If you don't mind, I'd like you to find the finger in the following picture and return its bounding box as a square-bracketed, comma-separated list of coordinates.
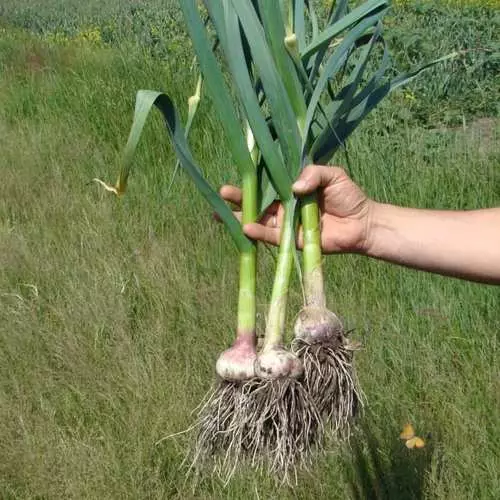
[261, 200, 281, 216]
[244, 222, 304, 249]
[243, 223, 281, 246]
[219, 185, 242, 206]
[213, 185, 242, 222]
[292, 165, 346, 195]
[259, 202, 283, 227]
[214, 198, 281, 225]
[296, 226, 304, 250]
[259, 212, 277, 228]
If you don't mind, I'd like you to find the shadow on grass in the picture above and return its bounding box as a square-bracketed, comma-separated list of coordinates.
[342, 416, 441, 500]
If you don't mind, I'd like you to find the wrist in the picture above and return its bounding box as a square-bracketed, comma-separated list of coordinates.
[358, 200, 386, 257]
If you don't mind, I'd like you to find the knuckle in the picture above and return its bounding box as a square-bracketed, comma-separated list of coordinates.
[330, 166, 347, 178]
[302, 164, 317, 177]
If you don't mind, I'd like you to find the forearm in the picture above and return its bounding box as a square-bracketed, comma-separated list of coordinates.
[365, 203, 500, 284]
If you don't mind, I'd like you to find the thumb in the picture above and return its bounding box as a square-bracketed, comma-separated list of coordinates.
[293, 165, 346, 195]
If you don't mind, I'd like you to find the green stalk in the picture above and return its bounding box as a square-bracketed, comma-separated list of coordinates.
[237, 171, 258, 336]
[215, 137, 259, 380]
[262, 199, 296, 349]
[301, 193, 326, 308]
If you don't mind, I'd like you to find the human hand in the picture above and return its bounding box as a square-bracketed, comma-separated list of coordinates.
[219, 165, 374, 254]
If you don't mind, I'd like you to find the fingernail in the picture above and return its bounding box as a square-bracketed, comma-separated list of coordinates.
[293, 179, 307, 191]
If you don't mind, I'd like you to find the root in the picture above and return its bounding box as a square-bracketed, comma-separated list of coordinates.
[190, 380, 247, 478]
[241, 377, 323, 480]
[292, 338, 362, 435]
[190, 376, 323, 483]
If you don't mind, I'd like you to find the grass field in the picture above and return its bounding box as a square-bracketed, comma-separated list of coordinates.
[0, 1, 499, 498]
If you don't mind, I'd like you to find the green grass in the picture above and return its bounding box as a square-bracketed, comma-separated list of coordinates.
[0, 3, 499, 499]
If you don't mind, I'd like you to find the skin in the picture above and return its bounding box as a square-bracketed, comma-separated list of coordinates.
[219, 165, 500, 285]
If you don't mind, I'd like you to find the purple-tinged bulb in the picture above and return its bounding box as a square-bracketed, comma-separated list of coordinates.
[294, 307, 344, 345]
[216, 332, 257, 381]
[255, 346, 303, 379]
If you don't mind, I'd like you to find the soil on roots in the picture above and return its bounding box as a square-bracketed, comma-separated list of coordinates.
[292, 338, 362, 434]
[191, 377, 323, 482]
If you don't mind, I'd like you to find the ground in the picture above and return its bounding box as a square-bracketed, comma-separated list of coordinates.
[0, 1, 498, 498]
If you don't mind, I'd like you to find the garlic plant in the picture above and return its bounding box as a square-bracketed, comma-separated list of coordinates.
[97, 0, 456, 479]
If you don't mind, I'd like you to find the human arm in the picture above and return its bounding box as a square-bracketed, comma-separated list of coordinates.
[220, 165, 500, 284]
[366, 203, 500, 284]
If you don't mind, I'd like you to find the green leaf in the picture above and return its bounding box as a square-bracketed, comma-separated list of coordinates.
[258, 158, 278, 216]
[306, 0, 319, 40]
[303, 13, 382, 154]
[328, 0, 349, 26]
[302, 0, 388, 59]
[119, 90, 252, 253]
[179, 0, 255, 179]
[305, 0, 382, 96]
[311, 39, 391, 162]
[257, 0, 307, 128]
[166, 74, 203, 197]
[324, 22, 383, 134]
[222, 0, 292, 201]
[312, 52, 460, 163]
[230, 0, 301, 179]
[294, 0, 306, 51]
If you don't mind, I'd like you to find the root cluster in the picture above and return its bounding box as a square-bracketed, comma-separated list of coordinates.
[192, 377, 322, 482]
[292, 338, 362, 433]
[193, 381, 246, 462]
[190, 341, 361, 482]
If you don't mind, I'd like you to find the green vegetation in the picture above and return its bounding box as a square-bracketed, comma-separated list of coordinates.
[0, 1, 498, 498]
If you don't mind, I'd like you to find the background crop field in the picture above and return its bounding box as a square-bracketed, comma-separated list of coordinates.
[0, 1, 499, 498]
